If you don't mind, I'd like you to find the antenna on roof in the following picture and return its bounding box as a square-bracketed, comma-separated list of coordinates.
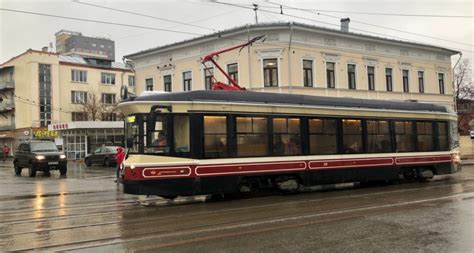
[253, 3, 259, 24]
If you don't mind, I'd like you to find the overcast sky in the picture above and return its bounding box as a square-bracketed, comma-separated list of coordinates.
[1, 0, 473, 71]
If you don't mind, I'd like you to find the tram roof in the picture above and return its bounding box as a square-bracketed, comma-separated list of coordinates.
[128, 90, 448, 113]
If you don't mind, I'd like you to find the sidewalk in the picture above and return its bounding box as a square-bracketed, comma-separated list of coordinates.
[463, 159, 474, 165]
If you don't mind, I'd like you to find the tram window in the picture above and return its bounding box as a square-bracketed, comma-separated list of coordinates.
[367, 120, 391, 153]
[438, 122, 449, 151]
[204, 116, 227, 158]
[174, 116, 190, 155]
[342, 119, 363, 154]
[125, 116, 139, 152]
[236, 117, 268, 157]
[146, 116, 169, 153]
[417, 122, 434, 151]
[309, 119, 337, 154]
[273, 118, 301, 155]
[395, 121, 416, 152]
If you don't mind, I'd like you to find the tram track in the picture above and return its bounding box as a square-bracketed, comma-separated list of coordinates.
[1, 179, 473, 238]
[7, 189, 474, 252]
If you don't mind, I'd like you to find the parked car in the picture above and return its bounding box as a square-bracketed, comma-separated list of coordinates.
[84, 146, 121, 167]
[13, 140, 67, 177]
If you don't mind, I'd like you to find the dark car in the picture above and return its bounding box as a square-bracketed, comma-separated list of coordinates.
[13, 141, 67, 177]
[84, 146, 121, 167]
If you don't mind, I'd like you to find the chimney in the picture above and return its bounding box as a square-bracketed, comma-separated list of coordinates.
[340, 18, 350, 32]
[42, 46, 48, 52]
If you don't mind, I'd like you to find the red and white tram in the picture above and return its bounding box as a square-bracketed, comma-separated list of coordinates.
[117, 90, 461, 199]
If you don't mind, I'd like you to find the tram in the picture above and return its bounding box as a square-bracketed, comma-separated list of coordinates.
[117, 90, 461, 199]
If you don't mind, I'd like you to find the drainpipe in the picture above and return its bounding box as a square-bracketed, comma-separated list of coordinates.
[452, 52, 462, 112]
[247, 24, 252, 90]
[288, 22, 294, 93]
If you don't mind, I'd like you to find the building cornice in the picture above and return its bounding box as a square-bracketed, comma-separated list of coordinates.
[124, 22, 460, 60]
[59, 61, 133, 73]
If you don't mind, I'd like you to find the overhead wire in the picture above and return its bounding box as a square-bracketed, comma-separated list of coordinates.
[212, 1, 474, 54]
[264, 1, 473, 48]
[0, 8, 206, 36]
[72, 0, 218, 32]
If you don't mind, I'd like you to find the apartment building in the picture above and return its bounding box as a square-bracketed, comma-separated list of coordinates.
[125, 22, 459, 109]
[0, 49, 135, 158]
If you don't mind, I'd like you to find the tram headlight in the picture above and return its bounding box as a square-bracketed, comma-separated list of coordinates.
[453, 153, 461, 163]
[35, 155, 45, 160]
[130, 165, 136, 170]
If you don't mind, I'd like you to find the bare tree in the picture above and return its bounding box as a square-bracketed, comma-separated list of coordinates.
[77, 91, 122, 121]
[454, 59, 473, 135]
[454, 59, 473, 102]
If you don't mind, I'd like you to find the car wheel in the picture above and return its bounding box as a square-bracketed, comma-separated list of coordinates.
[28, 164, 37, 177]
[104, 158, 112, 167]
[59, 166, 67, 175]
[84, 158, 92, 167]
[14, 162, 21, 176]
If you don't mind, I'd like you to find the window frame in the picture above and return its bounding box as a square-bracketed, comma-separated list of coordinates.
[101, 93, 116, 105]
[183, 71, 192, 91]
[101, 72, 116, 85]
[347, 64, 357, 90]
[438, 73, 445, 94]
[402, 69, 410, 93]
[145, 78, 153, 91]
[227, 63, 239, 85]
[163, 75, 172, 92]
[71, 69, 87, 83]
[71, 90, 87, 104]
[263, 58, 279, 87]
[326, 62, 336, 88]
[385, 67, 393, 92]
[302, 59, 314, 87]
[367, 66, 375, 91]
[418, 71, 424, 93]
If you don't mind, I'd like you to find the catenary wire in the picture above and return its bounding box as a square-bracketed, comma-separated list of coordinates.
[265, 1, 473, 48]
[72, 0, 217, 32]
[0, 8, 206, 36]
[212, 1, 474, 54]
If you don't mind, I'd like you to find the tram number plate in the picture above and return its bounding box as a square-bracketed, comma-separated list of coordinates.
[48, 162, 59, 165]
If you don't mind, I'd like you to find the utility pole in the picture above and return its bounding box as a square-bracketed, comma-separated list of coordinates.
[253, 3, 258, 24]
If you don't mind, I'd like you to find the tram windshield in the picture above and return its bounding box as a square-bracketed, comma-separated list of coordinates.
[125, 113, 190, 157]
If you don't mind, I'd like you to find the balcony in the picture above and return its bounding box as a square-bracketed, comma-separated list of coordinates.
[0, 101, 15, 112]
[0, 80, 14, 91]
[0, 123, 15, 131]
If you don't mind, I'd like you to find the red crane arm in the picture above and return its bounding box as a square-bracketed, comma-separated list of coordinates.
[202, 35, 265, 90]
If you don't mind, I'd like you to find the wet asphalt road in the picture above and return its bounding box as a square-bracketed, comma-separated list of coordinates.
[0, 161, 473, 253]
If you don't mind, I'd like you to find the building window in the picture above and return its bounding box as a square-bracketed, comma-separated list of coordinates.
[385, 68, 393, 91]
[71, 91, 87, 104]
[417, 122, 434, 151]
[402, 70, 409, 93]
[102, 113, 117, 121]
[227, 63, 238, 84]
[101, 73, 116, 85]
[303, 59, 313, 87]
[418, 71, 424, 93]
[163, 75, 172, 92]
[273, 118, 301, 155]
[438, 73, 445, 94]
[39, 64, 52, 127]
[183, 71, 192, 91]
[342, 119, 362, 153]
[236, 117, 268, 157]
[101, 93, 116, 105]
[326, 62, 335, 88]
[347, 64, 356, 89]
[395, 121, 416, 152]
[92, 43, 96, 47]
[367, 66, 375, 90]
[71, 69, 87, 83]
[204, 67, 214, 90]
[128, 76, 135, 87]
[263, 59, 278, 87]
[367, 120, 391, 153]
[72, 112, 87, 121]
[145, 78, 153, 91]
[204, 116, 227, 158]
[309, 118, 337, 154]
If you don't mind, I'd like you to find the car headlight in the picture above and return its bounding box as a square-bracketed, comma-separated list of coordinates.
[35, 155, 45, 160]
[59, 154, 66, 159]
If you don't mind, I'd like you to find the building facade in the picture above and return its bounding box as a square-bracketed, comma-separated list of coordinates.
[55, 30, 115, 61]
[125, 22, 459, 109]
[0, 49, 135, 158]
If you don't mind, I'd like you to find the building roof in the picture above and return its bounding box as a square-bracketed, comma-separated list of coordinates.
[58, 55, 128, 69]
[128, 90, 449, 113]
[125, 22, 460, 59]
